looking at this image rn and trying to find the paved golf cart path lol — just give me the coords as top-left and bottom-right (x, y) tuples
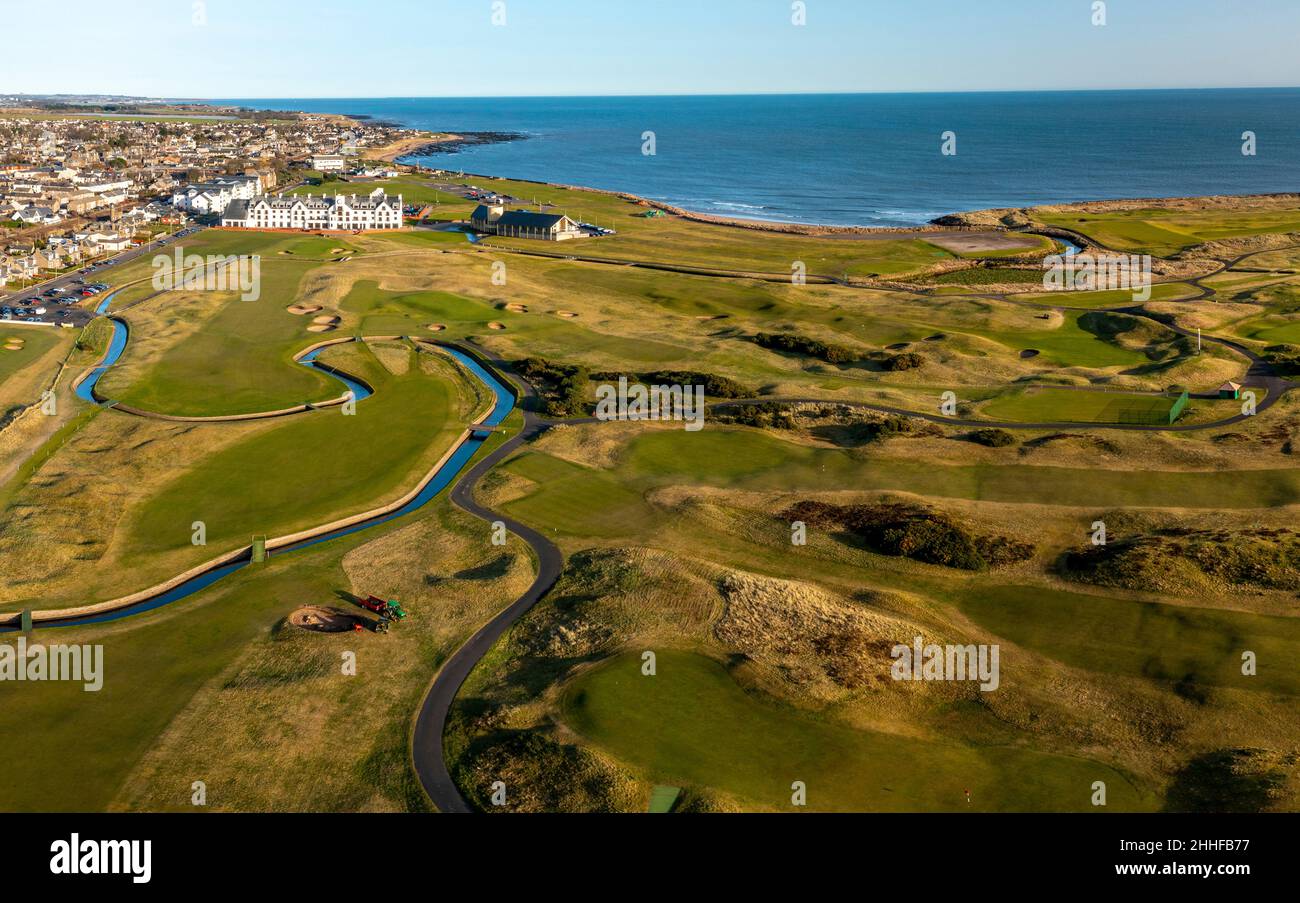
(412, 357), (563, 813)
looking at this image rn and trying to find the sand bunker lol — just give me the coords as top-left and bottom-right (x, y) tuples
(503, 303), (529, 313)
(488, 321), (507, 330)
(330, 247), (347, 254)
(887, 342), (911, 351)
(307, 324), (337, 333)
(426, 323), (447, 332)
(287, 304), (322, 316)
(3, 343), (23, 352)
(312, 315), (341, 325)
(289, 606), (362, 633)
(555, 310), (579, 319)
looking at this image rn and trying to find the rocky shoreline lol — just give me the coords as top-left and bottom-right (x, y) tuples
(402, 130), (527, 157)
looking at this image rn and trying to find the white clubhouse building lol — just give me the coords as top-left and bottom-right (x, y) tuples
(172, 174), (263, 215)
(222, 188), (404, 231)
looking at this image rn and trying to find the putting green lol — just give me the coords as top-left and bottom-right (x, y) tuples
(969, 310), (1165, 368)
(501, 452), (662, 538)
(1241, 318), (1300, 345)
(980, 387), (1176, 424)
(562, 650), (1155, 812)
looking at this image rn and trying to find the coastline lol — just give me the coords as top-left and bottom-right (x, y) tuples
(210, 102), (1300, 238)
(391, 148), (1300, 243)
(366, 129), (526, 163)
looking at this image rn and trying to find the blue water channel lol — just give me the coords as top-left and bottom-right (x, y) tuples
(76, 291), (376, 406)
(13, 293), (516, 630)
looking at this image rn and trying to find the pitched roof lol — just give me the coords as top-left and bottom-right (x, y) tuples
(496, 210), (570, 230)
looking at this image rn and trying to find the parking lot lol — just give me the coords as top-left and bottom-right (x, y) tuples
(0, 226), (203, 329)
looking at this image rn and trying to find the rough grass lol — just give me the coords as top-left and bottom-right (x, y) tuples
(112, 502), (534, 812)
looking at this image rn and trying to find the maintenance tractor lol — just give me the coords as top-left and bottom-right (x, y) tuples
(360, 595), (407, 622)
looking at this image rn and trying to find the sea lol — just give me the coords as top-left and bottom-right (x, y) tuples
(220, 90), (1300, 228)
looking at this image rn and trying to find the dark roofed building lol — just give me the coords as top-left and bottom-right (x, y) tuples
(468, 203), (581, 241)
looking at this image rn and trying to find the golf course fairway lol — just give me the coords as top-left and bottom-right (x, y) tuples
(561, 650), (1156, 812)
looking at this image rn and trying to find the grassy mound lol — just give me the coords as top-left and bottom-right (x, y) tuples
(783, 500), (1034, 571)
(1077, 310), (1196, 364)
(454, 731), (641, 813)
(715, 571), (921, 693)
(1063, 527), (1300, 594)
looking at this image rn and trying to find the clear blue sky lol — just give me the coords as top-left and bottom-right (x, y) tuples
(5, 0), (1300, 98)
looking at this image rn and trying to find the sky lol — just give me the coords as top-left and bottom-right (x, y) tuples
(3, 0), (1300, 98)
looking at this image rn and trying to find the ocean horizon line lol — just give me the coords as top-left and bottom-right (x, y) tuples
(202, 86), (1300, 103)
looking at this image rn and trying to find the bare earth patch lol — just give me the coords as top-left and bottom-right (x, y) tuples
(925, 232), (1046, 254)
(289, 606), (363, 633)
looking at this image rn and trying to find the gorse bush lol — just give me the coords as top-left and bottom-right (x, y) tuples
(1263, 344), (1300, 376)
(782, 500), (1034, 571)
(714, 402), (799, 430)
(589, 369), (756, 399)
(966, 428), (1018, 448)
(1062, 527), (1300, 592)
(753, 331), (859, 364)
(881, 351), (924, 371)
(514, 357), (589, 417)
